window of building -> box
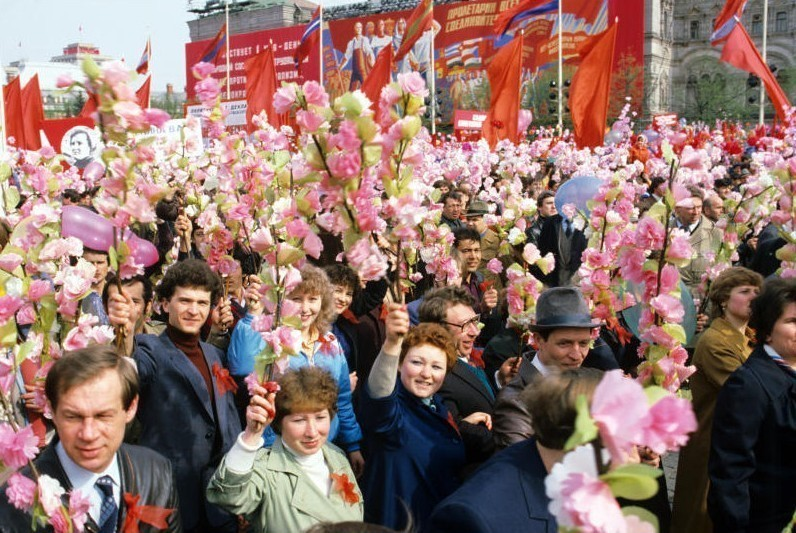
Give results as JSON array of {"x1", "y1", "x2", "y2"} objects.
[
  {"x1": 776, "y1": 11, "x2": 787, "y2": 32},
  {"x1": 751, "y1": 14, "x2": 762, "y2": 36},
  {"x1": 690, "y1": 20, "x2": 700, "y2": 40}
]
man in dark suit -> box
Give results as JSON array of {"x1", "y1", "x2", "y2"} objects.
[
  {"x1": 426, "y1": 368, "x2": 604, "y2": 533},
  {"x1": 418, "y1": 287, "x2": 521, "y2": 463},
  {"x1": 108, "y1": 259, "x2": 241, "y2": 533},
  {"x1": 536, "y1": 212, "x2": 587, "y2": 287},
  {"x1": 0, "y1": 345, "x2": 181, "y2": 533},
  {"x1": 492, "y1": 287, "x2": 601, "y2": 450}
]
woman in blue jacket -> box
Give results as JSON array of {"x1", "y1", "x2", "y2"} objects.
[
  {"x1": 359, "y1": 304, "x2": 491, "y2": 530},
  {"x1": 228, "y1": 264, "x2": 364, "y2": 475}
]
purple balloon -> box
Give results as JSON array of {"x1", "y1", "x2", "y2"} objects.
[
  {"x1": 61, "y1": 206, "x2": 114, "y2": 252},
  {"x1": 554, "y1": 176, "x2": 602, "y2": 218},
  {"x1": 83, "y1": 161, "x2": 105, "y2": 185},
  {"x1": 124, "y1": 230, "x2": 160, "y2": 267}
]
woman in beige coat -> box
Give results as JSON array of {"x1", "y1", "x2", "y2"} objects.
[
  {"x1": 670, "y1": 267, "x2": 762, "y2": 533},
  {"x1": 207, "y1": 367, "x2": 364, "y2": 532}
]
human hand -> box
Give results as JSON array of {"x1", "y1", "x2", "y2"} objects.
[
  {"x1": 107, "y1": 290, "x2": 135, "y2": 336},
  {"x1": 243, "y1": 385, "x2": 276, "y2": 446},
  {"x1": 695, "y1": 312, "x2": 709, "y2": 333},
  {"x1": 482, "y1": 287, "x2": 498, "y2": 310},
  {"x1": 383, "y1": 303, "x2": 409, "y2": 353},
  {"x1": 497, "y1": 357, "x2": 522, "y2": 386},
  {"x1": 347, "y1": 450, "x2": 365, "y2": 478},
  {"x1": 213, "y1": 298, "x2": 234, "y2": 333},
  {"x1": 22, "y1": 384, "x2": 44, "y2": 413},
  {"x1": 349, "y1": 372, "x2": 358, "y2": 392},
  {"x1": 462, "y1": 411, "x2": 492, "y2": 430},
  {"x1": 244, "y1": 276, "x2": 264, "y2": 315}
]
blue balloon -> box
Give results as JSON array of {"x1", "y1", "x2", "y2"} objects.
[
  {"x1": 620, "y1": 280, "x2": 698, "y2": 345},
  {"x1": 554, "y1": 176, "x2": 602, "y2": 218}
]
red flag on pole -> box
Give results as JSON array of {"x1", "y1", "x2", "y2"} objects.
[
  {"x1": 362, "y1": 44, "x2": 394, "y2": 113},
  {"x1": 21, "y1": 74, "x2": 45, "y2": 150},
  {"x1": 244, "y1": 45, "x2": 282, "y2": 132},
  {"x1": 711, "y1": 0, "x2": 747, "y2": 43},
  {"x1": 493, "y1": 0, "x2": 558, "y2": 36},
  {"x1": 199, "y1": 23, "x2": 228, "y2": 65},
  {"x1": 2, "y1": 76, "x2": 26, "y2": 148},
  {"x1": 720, "y1": 22, "x2": 791, "y2": 121},
  {"x1": 136, "y1": 76, "x2": 152, "y2": 109},
  {"x1": 482, "y1": 33, "x2": 523, "y2": 148},
  {"x1": 295, "y1": 7, "x2": 321, "y2": 67},
  {"x1": 395, "y1": 0, "x2": 433, "y2": 61},
  {"x1": 569, "y1": 22, "x2": 618, "y2": 149},
  {"x1": 563, "y1": 0, "x2": 604, "y2": 25},
  {"x1": 136, "y1": 38, "x2": 151, "y2": 75}
]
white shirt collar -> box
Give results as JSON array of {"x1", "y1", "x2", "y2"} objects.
[
  {"x1": 531, "y1": 354, "x2": 550, "y2": 376},
  {"x1": 56, "y1": 442, "x2": 121, "y2": 523}
]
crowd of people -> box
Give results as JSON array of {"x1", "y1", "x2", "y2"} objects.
[{"x1": 0, "y1": 64, "x2": 795, "y2": 532}]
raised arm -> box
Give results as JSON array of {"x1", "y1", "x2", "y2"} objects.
[{"x1": 366, "y1": 303, "x2": 409, "y2": 399}]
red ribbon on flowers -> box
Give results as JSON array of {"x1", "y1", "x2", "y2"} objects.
[
  {"x1": 478, "y1": 280, "x2": 494, "y2": 293},
  {"x1": 330, "y1": 473, "x2": 360, "y2": 505},
  {"x1": 380, "y1": 303, "x2": 390, "y2": 321},
  {"x1": 122, "y1": 493, "x2": 174, "y2": 533},
  {"x1": 605, "y1": 317, "x2": 634, "y2": 346},
  {"x1": 212, "y1": 363, "x2": 238, "y2": 395}
]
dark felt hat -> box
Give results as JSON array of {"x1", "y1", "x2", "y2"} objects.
[{"x1": 529, "y1": 287, "x2": 602, "y2": 331}]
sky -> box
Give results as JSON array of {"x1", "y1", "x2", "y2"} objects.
[{"x1": 0, "y1": 0, "x2": 353, "y2": 94}]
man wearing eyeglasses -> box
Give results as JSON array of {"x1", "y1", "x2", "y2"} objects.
[
  {"x1": 672, "y1": 186, "x2": 721, "y2": 295},
  {"x1": 418, "y1": 287, "x2": 522, "y2": 467}
]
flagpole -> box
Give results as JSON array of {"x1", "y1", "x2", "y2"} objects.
[
  {"x1": 758, "y1": 0, "x2": 768, "y2": 125},
  {"x1": 319, "y1": 5, "x2": 324, "y2": 85},
  {"x1": 225, "y1": 0, "x2": 231, "y2": 100},
  {"x1": 557, "y1": 0, "x2": 563, "y2": 129},
  {"x1": 519, "y1": 30, "x2": 525, "y2": 137},
  {"x1": 429, "y1": 1, "x2": 436, "y2": 137}
]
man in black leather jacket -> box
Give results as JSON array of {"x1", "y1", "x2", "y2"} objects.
[{"x1": 0, "y1": 345, "x2": 181, "y2": 533}]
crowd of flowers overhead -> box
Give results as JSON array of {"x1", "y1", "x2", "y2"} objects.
[{"x1": 0, "y1": 56, "x2": 794, "y2": 532}]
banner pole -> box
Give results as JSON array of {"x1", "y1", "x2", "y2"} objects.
[
  {"x1": 430, "y1": 1, "x2": 436, "y2": 136},
  {"x1": 319, "y1": 5, "x2": 324, "y2": 84},
  {"x1": 557, "y1": 0, "x2": 563, "y2": 129},
  {"x1": 759, "y1": 0, "x2": 768, "y2": 125},
  {"x1": 225, "y1": 0, "x2": 231, "y2": 100}
]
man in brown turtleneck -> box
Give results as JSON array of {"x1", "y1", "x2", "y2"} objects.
[{"x1": 108, "y1": 259, "x2": 241, "y2": 533}]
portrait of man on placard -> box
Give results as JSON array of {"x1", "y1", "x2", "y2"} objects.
[{"x1": 61, "y1": 125, "x2": 102, "y2": 169}]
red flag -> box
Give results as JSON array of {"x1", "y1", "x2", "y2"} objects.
[
  {"x1": 493, "y1": 0, "x2": 558, "y2": 36},
  {"x1": 712, "y1": 0, "x2": 746, "y2": 43},
  {"x1": 720, "y1": 23, "x2": 791, "y2": 122},
  {"x1": 198, "y1": 22, "x2": 227, "y2": 65},
  {"x1": 78, "y1": 91, "x2": 98, "y2": 119},
  {"x1": 295, "y1": 7, "x2": 321, "y2": 67},
  {"x1": 569, "y1": 22, "x2": 618, "y2": 149},
  {"x1": 482, "y1": 34, "x2": 524, "y2": 148},
  {"x1": 395, "y1": 0, "x2": 433, "y2": 61},
  {"x1": 362, "y1": 44, "x2": 393, "y2": 113},
  {"x1": 563, "y1": 0, "x2": 604, "y2": 24},
  {"x1": 2, "y1": 76, "x2": 26, "y2": 148},
  {"x1": 136, "y1": 38, "x2": 151, "y2": 75},
  {"x1": 136, "y1": 76, "x2": 151, "y2": 109},
  {"x1": 244, "y1": 45, "x2": 281, "y2": 132},
  {"x1": 21, "y1": 74, "x2": 45, "y2": 150}
]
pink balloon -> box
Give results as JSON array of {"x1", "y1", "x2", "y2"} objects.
[
  {"x1": 123, "y1": 231, "x2": 160, "y2": 267},
  {"x1": 61, "y1": 206, "x2": 114, "y2": 252},
  {"x1": 83, "y1": 161, "x2": 105, "y2": 185}
]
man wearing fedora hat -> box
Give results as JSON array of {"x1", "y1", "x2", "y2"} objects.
[
  {"x1": 492, "y1": 286, "x2": 609, "y2": 449},
  {"x1": 465, "y1": 200, "x2": 501, "y2": 288}
]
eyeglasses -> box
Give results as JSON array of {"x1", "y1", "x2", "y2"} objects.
[{"x1": 442, "y1": 316, "x2": 481, "y2": 332}]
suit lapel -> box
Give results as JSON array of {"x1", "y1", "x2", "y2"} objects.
[
  {"x1": 452, "y1": 360, "x2": 494, "y2": 404},
  {"x1": 519, "y1": 443, "x2": 556, "y2": 532},
  {"x1": 160, "y1": 333, "x2": 215, "y2": 421}
]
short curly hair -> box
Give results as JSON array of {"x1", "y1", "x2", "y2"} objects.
[
  {"x1": 272, "y1": 367, "x2": 339, "y2": 434},
  {"x1": 399, "y1": 323, "x2": 458, "y2": 371},
  {"x1": 156, "y1": 259, "x2": 223, "y2": 305},
  {"x1": 289, "y1": 264, "x2": 336, "y2": 335}
]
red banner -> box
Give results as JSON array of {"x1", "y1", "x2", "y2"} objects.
[
  {"x1": 182, "y1": 0, "x2": 644, "y2": 120},
  {"x1": 184, "y1": 25, "x2": 320, "y2": 102}
]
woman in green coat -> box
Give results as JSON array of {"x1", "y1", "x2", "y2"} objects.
[
  {"x1": 671, "y1": 267, "x2": 762, "y2": 533},
  {"x1": 207, "y1": 367, "x2": 364, "y2": 532}
]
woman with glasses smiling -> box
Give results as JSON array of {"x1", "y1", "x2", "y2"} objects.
[{"x1": 358, "y1": 304, "x2": 492, "y2": 530}]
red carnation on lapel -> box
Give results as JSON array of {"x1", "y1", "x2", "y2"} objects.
[
  {"x1": 212, "y1": 362, "x2": 238, "y2": 395},
  {"x1": 330, "y1": 473, "x2": 360, "y2": 505},
  {"x1": 122, "y1": 493, "x2": 174, "y2": 533}
]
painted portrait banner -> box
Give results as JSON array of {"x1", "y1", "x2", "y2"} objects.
[{"x1": 183, "y1": 0, "x2": 643, "y2": 123}]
